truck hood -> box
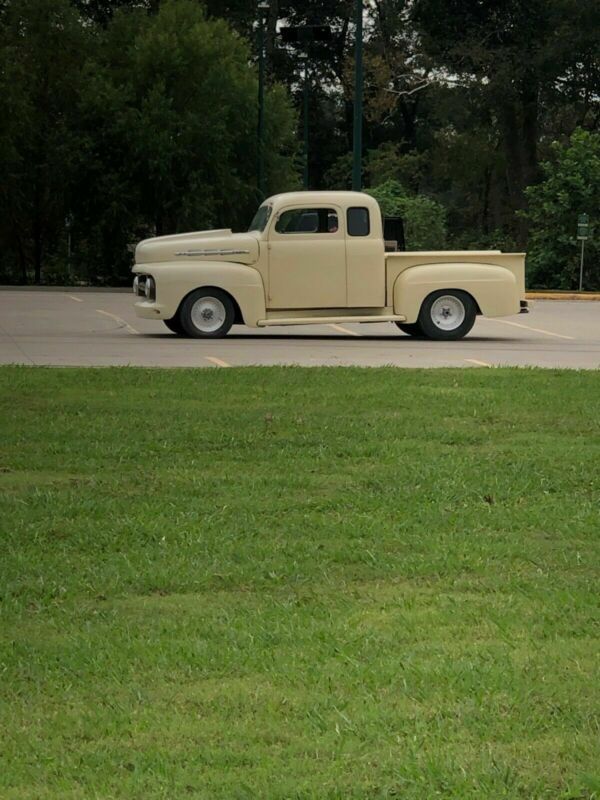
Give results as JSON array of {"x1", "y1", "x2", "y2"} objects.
[{"x1": 135, "y1": 229, "x2": 259, "y2": 266}]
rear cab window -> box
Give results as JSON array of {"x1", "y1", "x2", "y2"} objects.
[{"x1": 347, "y1": 207, "x2": 370, "y2": 236}]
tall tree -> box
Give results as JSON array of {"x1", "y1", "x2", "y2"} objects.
[
  {"x1": 0, "y1": 0, "x2": 91, "y2": 283},
  {"x1": 411, "y1": 0, "x2": 600, "y2": 243},
  {"x1": 0, "y1": 0, "x2": 299, "y2": 284}
]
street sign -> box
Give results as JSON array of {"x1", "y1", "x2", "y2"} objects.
[
  {"x1": 577, "y1": 213, "x2": 589, "y2": 240},
  {"x1": 576, "y1": 213, "x2": 591, "y2": 291}
]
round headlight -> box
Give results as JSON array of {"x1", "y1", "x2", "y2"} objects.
[{"x1": 144, "y1": 276, "x2": 155, "y2": 299}]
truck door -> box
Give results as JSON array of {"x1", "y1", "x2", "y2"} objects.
[
  {"x1": 345, "y1": 205, "x2": 385, "y2": 307},
  {"x1": 267, "y1": 205, "x2": 347, "y2": 309}
]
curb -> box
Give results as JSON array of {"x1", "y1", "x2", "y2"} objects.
[{"x1": 526, "y1": 292, "x2": 600, "y2": 301}]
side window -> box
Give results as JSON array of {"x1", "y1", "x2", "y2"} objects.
[
  {"x1": 275, "y1": 208, "x2": 339, "y2": 234},
  {"x1": 347, "y1": 207, "x2": 370, "y2": 236}
]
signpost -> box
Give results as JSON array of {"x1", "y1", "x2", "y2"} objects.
[{"x1": 577, "y1": 213, "x2": 589, "y2": 291}]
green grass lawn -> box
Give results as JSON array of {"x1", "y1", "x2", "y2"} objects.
[{"x1": 1, "y1": 366, "x2": 599, "y2": 799}]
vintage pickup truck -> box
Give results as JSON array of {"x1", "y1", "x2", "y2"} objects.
[{"x1": 133, "y1": 191, "x2": 528, "y2": 340}]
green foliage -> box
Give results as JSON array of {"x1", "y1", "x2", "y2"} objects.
[
  {"x1": 367, "y1": 179, "x2": 447, "y2": 249},
  {"x1": 322, "y1": 152, "x2": 353, "y2": 190},
  {"x1": 411, "y1": 0, "x2": 599, "y2": 225},
  {"x1": 0, "y1": 0, "x2": 598, "y2": 285},
  {"x1": 1, "y1": 365, "x2": 599, "y2": 797},
  {"x1": 450, "y1": 228, "x2": 518, "y2": 253},
  {"x1": 75, "y1": 0, "x2": 298, "y2": 282},
  {"x1": 0, "y1": 0, "x2": 299, "y2": 284},
  {"x1": 366, "y1": 143, "x2": 426, "y2": 192},
  {"x1": 523, "y1": 130, "x2": 600, "y2": 289},
  {"x1": 0, "y1": 0, "x2": 91, "y2": 283}
]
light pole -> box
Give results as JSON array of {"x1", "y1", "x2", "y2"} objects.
[
  {"x1": 352, "y1": 0, "x2": 364, "y2": 191},
  {"x1": 257, "y1": 1, "x2": 269, "y2": 198}
]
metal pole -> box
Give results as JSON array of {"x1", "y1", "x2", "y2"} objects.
[
  {"x1": 257, "y1": 7, "x2": 267, "y2": 197},
  {"x1": 352, "y1": 0, "x2": 363, "y2": 191},
  {"x1": 579, "y1": 238, "x2": 585, "y2": 291},
  {"x1": 303, "y1": 59, "x2": 309, "y2": 190}
]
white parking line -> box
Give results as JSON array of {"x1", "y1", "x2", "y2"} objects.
[
  {"x1": 465, "y1": 358, "x2": 492, "y2": 367},
  {"x1": 329, "y1": 323, "x2": 360, "y2": 337},
  {"x1": 95, "y1": 309, "x2": 139, "y2": 335},
  {"x1": 481, "y1": 317, "x2": 575, "y2": 340},
  {"x1": 67, "y1": 294, "x2": 83, "y2": 302},
  {"x1": 205, "y1": 356, "x2": 231, "y2": 368}
]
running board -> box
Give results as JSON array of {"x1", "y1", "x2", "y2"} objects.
[{"x1": 257, "y1": 314, "x2": 406, "y2": 327}]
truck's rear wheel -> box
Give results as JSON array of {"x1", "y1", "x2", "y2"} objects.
[
  {"x1": 180, "y1": 289, "x2": 235, "y2": 339},
  {"x1": 164, "y1": 315, "x2": 187, "y2": 336},
  {"x1": 396, "y1": 322, "x2": 423, "y2": 337},
  {"x1": 418, "y1": 290, "x2": 476, "y2": 340}
]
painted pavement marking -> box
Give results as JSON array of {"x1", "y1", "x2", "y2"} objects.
[
  {"x1": 95, "y1": 309, "x2": 139, "y2": 335},
  {"x1": 465, "y1": 358, "x2": 492, "y2": 367},
  {"x1": 204, "y1": 356, "x2": 231, "y2": 368},
  {"x1": 329, "y1": 323, "x2": 360, "y2": 337},
  {"x1": 481, "y1": 317, "x2": 575, "y2": 340}
]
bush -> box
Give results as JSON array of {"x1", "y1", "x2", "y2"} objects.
[
  {"x1": 523, "y1": 129, "x2": 599, "y2": 290},
  {"x1": 366, "y1": 179, "x2": 447, "y2": 250}
]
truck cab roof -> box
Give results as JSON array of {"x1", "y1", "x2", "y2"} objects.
[{"x1": 264, "y1": 191, "x2": 379, "y2": 212}]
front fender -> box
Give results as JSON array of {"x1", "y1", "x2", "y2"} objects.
[
  {"x1": 133, "y1": 260, "x2": 266, "y2": 325},
  {"x1": 393, "y1": 263, "x2": 520, "y2": 323}
]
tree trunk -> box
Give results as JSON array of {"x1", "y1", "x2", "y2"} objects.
[
  {"x1": 399, "y1": 97, "x2": 419, "y2": 152},
  {"x1": 18, "y1": 239, "x2": 28, "y2": 285},
  {"x1": 155, "y1": 213, "x2": 163, "y2": 237},
  {"x1": 499, "y1": 100, "x2": 523, "y2": 210},
  {"x1": 33, "y1": 182, "x2": 43, "y2": 284},
  {"x1": 498, "y1": 76, "x2": 539, "y2": 246},
  {"x1": 520, "y1": 77, "x2": 539, "y2": 196},
  {"x1": 481, "y1": 166, "x2": 491, "y2": 235},
  {"x1": 265, "y1": 0, "x2": 279, "y2": 65}
]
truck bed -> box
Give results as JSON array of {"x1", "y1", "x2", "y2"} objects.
[{"x1": 385, "y1": 250, "x2": 526, "y2": 304}]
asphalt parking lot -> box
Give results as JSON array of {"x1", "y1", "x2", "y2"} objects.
[{"x1": 0, "y1": 289, "x2": 598, "y2": 368}]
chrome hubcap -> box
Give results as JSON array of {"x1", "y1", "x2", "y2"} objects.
[
  {"x1": 190, "y1": 297, "x2": 226, "y2": 333},
  {"x1": 430, "y1": 295, "x2": 465, "y2": 331}
]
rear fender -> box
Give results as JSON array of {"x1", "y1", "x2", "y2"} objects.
[{"x1": 393, "y1": 263, "x2": 520, "y2": 323}]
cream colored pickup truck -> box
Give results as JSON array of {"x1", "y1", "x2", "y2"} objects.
[{"x1": 133, "y1": 191, "x2": 528, "y2": 340}]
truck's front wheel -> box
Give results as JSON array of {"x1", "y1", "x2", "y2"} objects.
[
  {"x1": 164, "y1": 316, "x2": 187, "y2": 336},
  {"x1": 180, "y1": 289, "x2": 235, "y2": 338},
  {"x1": 396, "y1": 322, "x2": 423, "y2": 337},
  {"x1": 418, "y1": 290, "x2": 476, "y2": 340}
]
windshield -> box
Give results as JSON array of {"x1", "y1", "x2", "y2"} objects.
[{"x1": 248, "y1": 204, "x2": 272, "y2": 232}]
